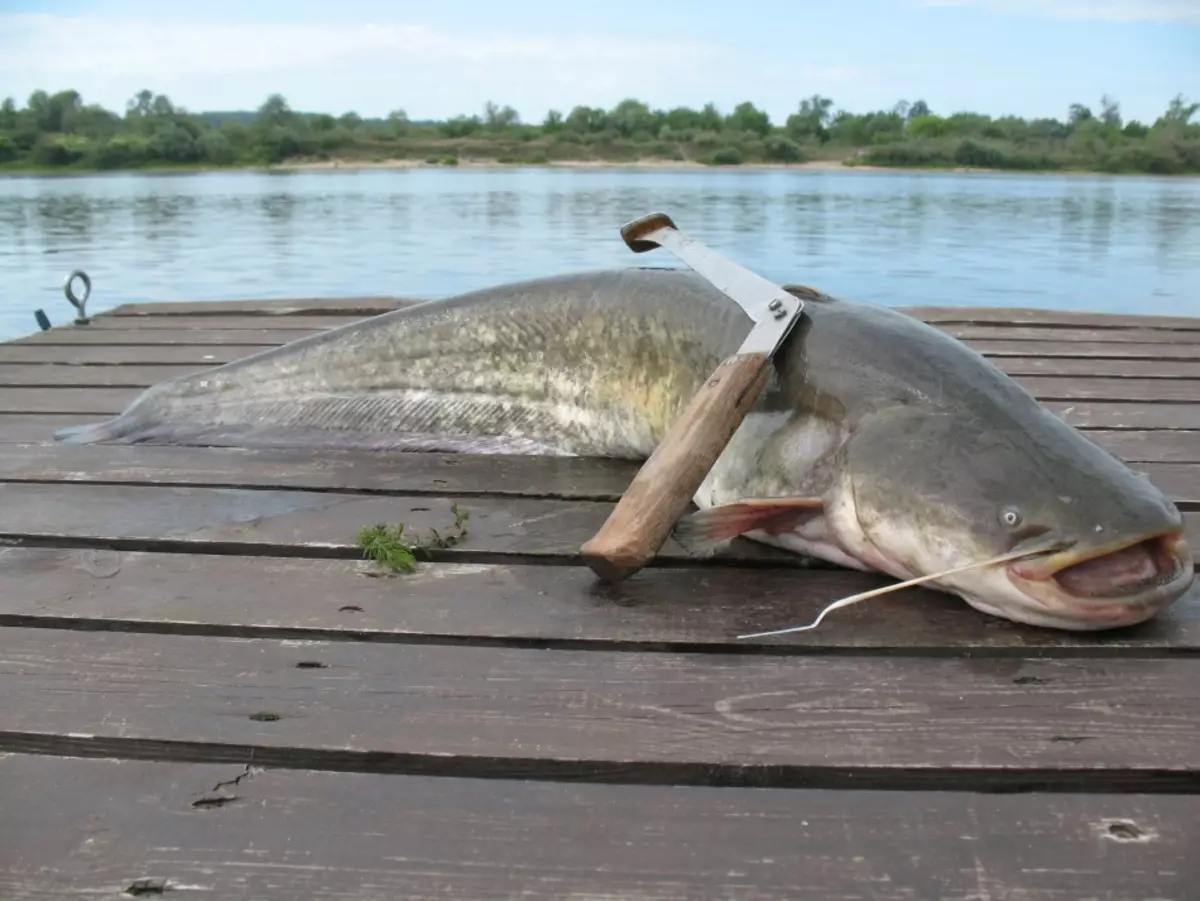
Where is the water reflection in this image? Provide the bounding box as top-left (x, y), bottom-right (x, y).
top-left (1, 168), bottom-right (1198, 340)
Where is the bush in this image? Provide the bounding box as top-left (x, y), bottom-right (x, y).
top-left (862, 141), bottom-right (948, 167)
top-left (952, 138), bottom-right (1005, 168)
top-left (763, 135), bottom-right (804, 162)
top-left (709, 147), bottom-right (743, 165)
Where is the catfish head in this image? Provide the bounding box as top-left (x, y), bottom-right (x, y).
top-left (676, 404), bottom-right (1194, 632)
top-left (829, 406), bottom-right (1195, 630)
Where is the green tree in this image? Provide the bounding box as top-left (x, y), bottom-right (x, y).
top-left (726, 101), bottom-right (771, 137)
top-left (2, 85), bottom-right (1197, 175)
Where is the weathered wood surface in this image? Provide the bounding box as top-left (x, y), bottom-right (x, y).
top-left (960, 340), bottom-right (1200, 360)
top-left (7, 385), bottom-right (1198, 429)
top-left (2, 625), bottom-right (1198, 791)
top-left (0, 481), bottom-right (1193, 566)
top-left (1090, 429), bottom-right (1200, 463)
top-left (1, 547), bottom-right (1195, 651)
top-left (31, 317), bottom-right (1200, 344)
top-left (98, 294), bottom-right (1200, 330)
top-left (0, 363), bottom-right (198, 387)
top-left (0, 443), bottom-right (1196, 504)
top-left (11, 327), bottom-right (328, 346)
top-left (904, 305), bottom-right (1200, 330)
top-left (941, 324), bottom-right (1200, 344)
top-left (0, 343), bottom-right (262, 365)
top-left (5, 755), bottom-right (1193, 901)
top-left (15, 325), bottom-right (1200, 362)
top-left (1, 296), bottom-right (1198, 900)
top-left (4, 357), bottom-right (1200, 388)
top-left (0, 481), bottom-right (798, 565)
top-left (0, 414), bottom-right (91, 444)
top-left (5, 361), bottom-right (1199, 403)
top-left (105, 296), bottom-right (412, 317)
top-left (6, 352), bottom-right (1200, 382)
top-left (74, 313), bottom-right (384, 331)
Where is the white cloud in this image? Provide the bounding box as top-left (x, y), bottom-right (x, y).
top-left (0, 13), bottom-right (866, 120)
top-left (0, 13), bottom-right (718, 78)
top-left (913, 0), bottom-right (1200, 24)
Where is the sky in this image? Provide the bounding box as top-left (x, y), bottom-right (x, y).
top-left (0, 0), bottom-right (1197, 126)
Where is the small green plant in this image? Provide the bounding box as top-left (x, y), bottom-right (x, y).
top-left (356, 504), bottom-right (470, 574)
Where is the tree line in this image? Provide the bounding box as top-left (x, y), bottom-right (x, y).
top-left (1, 88), bottom-right (1197, 175)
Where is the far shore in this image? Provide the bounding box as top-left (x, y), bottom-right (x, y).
top-left (2, 156), bottom-right (1194, 179)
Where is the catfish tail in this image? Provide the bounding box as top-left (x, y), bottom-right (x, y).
top-left (54, 406), bottom-right (163, 445)
top-left (53, 383), bottom-right (174, 445)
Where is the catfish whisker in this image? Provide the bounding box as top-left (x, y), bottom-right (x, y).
top-left (736, 545), bottom-right (1064, 639)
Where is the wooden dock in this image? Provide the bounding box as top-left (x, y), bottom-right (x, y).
top-left (1, 295), bottom-right (1198, 899)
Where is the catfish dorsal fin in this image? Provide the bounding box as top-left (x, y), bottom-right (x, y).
top-left (673, 497), bottom-right (824, 557)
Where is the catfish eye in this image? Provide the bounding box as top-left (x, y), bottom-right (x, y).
top-left (1000, 506), bottom-right (1023, 528)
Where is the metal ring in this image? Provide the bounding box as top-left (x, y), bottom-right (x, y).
top-left (64, 269), bottom-right (91, 313)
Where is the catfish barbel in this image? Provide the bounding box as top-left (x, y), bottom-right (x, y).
top-left (56, 268), bottom-right (1196, 631)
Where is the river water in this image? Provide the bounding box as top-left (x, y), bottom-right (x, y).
top-left (1, 167), bottom-right (1197, 341)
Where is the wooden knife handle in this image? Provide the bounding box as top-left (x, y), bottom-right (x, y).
top-left (580, 352), bottom-right (772, 581)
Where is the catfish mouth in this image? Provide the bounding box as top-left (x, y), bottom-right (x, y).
top-left (1008, 530), bottom-right (1194, 612)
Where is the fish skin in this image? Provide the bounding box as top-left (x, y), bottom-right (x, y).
top-left (56, 267), bottom-right (750, 458)
top-left (55, 266), bottom-right (1196, 631)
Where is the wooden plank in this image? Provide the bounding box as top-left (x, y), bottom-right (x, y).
top-left (7, 357), bottom-right (1197, 386)
top-left (11, 327), bottom-right (326, 346)
top-left (85, 313), bottom-right (377, 330)
top-left (58, 317), bottom-right (1200, 344)
top-left (0, 364), bottom-right (199, 388)
top-left (5, 385), bottom-right (1195, 429)
top-left (2, 547), bottom-right (1195, 651)
top-left (106, 296), bottom-right (410, 317)
top-left (903, 305), bottom-right (1200, 331)
top-left (2, 755), bottom-right (1194, 901)
top-left (967, 340), bottom-right (1200, 360)
top-left (1040, 401), bottom-right (1200, 431)
top-left (0, 387), bottom-right (142, 414)
top-left (0, 344), bottom-right (264, 366)
top-left (1016, 378), bottom-right (1200, 403)
top-left (13, 325), bottom-right (1200, 362)
top-left (5, 339), bottom-right (1199, 371)
top-left (0, 444), bottom-right (641, 501)
top-left (940, 324), bottom-right (1200, 344)
top-left (0, 482), bottom-right (798, 566)
top-left (1, 421), bottom-right (1197, 472)
top-left (2, 626), bottom-right (1199, 790)
top-left (102, 296), bottom-right (1199, 330)
top-left (0, 414), bottom-right (93, 444)
top-left (1091, 430), bottom-right (1200, 463)
top-left (3, 361), bottom-right (1197, 405)
top-left (0, 444), bottom-right (1195, 505)
top-left (0, 481), bottom-right (1193, 567)
top-left (995, 357), bottom-right (1200, 379)
top-left (0, 415), bottom-right (83, 444)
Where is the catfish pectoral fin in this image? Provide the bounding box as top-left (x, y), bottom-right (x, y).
top-left (673, 497), bottom-right (826, 556)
